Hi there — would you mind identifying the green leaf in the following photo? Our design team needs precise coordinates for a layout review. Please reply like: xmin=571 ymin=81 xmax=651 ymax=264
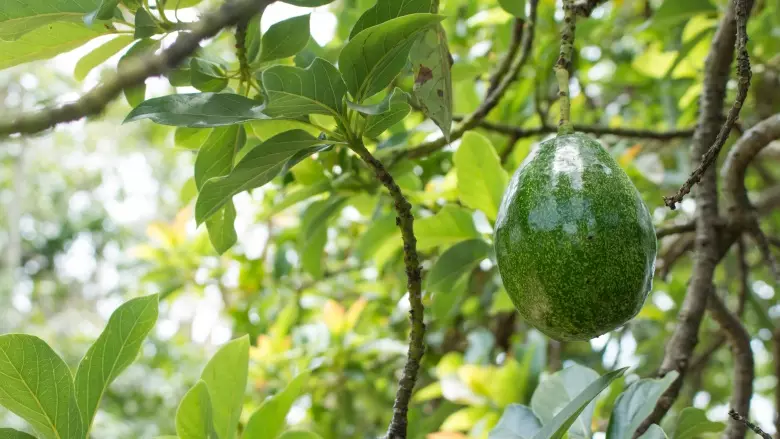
xmin=84 ymin=0 xmax=119 ymax=25
xmin=638 ymin=425 xmax=668 ymax=439
xmin=205 ymin=202 xmax=237 ymax=254
xmin=74 ymin=35 xmax=134 ymax=81
xmin=531 ymin=364 xmax=600 ymax=439
xmin=427 ymin=239 xmax=490 ymax=293
xmin=498 ymin=0 xmax=526 ymax=17
xmin=652 ymin=0 xmax=716 ymax=23
xmin=672 ymin=408 xmax=724 ymax=439
xmin=161 ymin=0 xmax=203 ymax=8
xmin=0 ymin=335 xmax=83 ymax=439
xmin=249 ymin=119 xmax=323 ymax=141
xmin=338 ymin=13 xmax=444 ymax=101
xmin=0 ymin=22 xmax=108 ymax=70
xmin=532 ymin=367 xmax=628 ymax=439
xmin=489 ymin=404 xmax=542 ymax=439
xmin=299 ymin=197 xmax=346 ymax=277
xmin=0 ymin=0 xmax=102 ymax=40
xmin=243 ymin=372 xmax=310 ymax=439
xmin=200 ymin=336 xmax=250 ymax=439
xmin=245 ymin=15 xmax=262 ymax=62
xmin=176 ymin=381 xmax=218 ymax=439
xmin=280 ymin=0 xmax=336 ymax=6
xmin=410 ymin=24 xmax=453 ymax=139
xmin=278 ymin=431 xmax=323 ymax=439
xmin=124 ymin=93 xmax=266 ymax=127
xmin=176 ymin=127 xmax=212 ymax=149
xmin=259 ymin=14 xmax=311 ymax=62
xmin=258 ymin=180 xmax=331 ymax=220
xmin=118 ymin=38 xmax=161 ymax=107
xmin=195 ymin=130 xmax=330 ymax=224
xmin=191 ymin=58 xmax=228 ymax=92
xmin=349 ymin=0 xmax=433 ymax=39
xmin=0 ymin=429 xmax=37 ymax=439
xmin=75 ymin=294 xmax=159 ymax=431
xmin=415 ymin=205 xmax=479 ymax=250
xmin=134 ymin=7 xmax=160 ymax=39
xmin=262 ymin=58 xmax=347 ymax=118
xmin=454 ymin=132 xmax=509 ymax=221
xmin=361 ymin=89 xmax=412 ymax=138
xmin=606 ymin=371 xmax=679 ymax=439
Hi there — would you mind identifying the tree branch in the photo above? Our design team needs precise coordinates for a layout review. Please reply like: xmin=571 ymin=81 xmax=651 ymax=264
xmin=349 ymin=140 xmax=424 ymax=439
xmin=729 ymin=410 xmax=773 ymax=439
xmin=463 ymin=119 xmax=695 ymax=141
xmin=0 ymin=0 xmax=272 ymax=138
xmin=487 ymin=19 xmax=525 ymax=97
xmin=663 ymin=0 xmax=752 ymax=209
xmin=774 ymin=327 xmax=780 ymax=439
xmin=636 ymin=0 xmax=755 ymax=433
xmin=554 ymin=0 xmax=577 ymax=134
xmin=398 ymin=0 xmax=539 ymax=160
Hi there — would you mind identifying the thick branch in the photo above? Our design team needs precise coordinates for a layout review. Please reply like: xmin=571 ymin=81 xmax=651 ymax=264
xmin=554 ymin=0 xmax=577 ymax=134
xmin=636 ymin=0 xmax=755 ymax=433
xmin=487 ymin=19 xmax=525 ymax=96
xmin=399 ymin=0 xmax=539 ymax=160
xmin=0 ymin=0 xmax=272 ymax=137
xmin=350 ymin=140 xmax=424 ymax=439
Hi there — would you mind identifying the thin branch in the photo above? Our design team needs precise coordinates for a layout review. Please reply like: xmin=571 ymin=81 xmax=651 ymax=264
xmin=636 ymin=0 xmax=755 ymax=434
xmin=464 ymin=119 xmax=696 ymax=140
xmin=656 ymin=222 xmax=696 ymax=239
xmin=397 ymin=0 xmax=539 ymax=160
xmin=0 ymin=0 xmax=272 ymax=137
xmin=349 ymin=140 xmax=424 ymax=439
xmin=708 ymin=293 xmax=754 ymax=439
xmin=487 ymin=19 xmax=525 ymax=96
xmin=663 ymin=0 xmax=752 ymax=209
xmin=729 ymin=410 xmax=773 ymax=439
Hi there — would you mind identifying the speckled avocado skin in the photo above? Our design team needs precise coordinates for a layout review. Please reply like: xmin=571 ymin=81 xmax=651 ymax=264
xmin=494 ymin=133 xmax=657 ymax=341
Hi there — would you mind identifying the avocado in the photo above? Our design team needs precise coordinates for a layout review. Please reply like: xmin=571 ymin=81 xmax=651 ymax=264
xmin=494 ymin=133 xmax=657 ymax=341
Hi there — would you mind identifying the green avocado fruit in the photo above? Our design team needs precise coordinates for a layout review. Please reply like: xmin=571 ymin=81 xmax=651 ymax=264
xmin=494 ymin=133 xmax=657 ymax=341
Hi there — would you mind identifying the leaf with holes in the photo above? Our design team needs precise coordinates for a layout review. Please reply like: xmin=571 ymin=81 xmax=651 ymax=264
xmin=259 ymin=14 xmax=311 ymax=62
xmin=410 ymin=24 xmax=453 ymax=139
xmin=261 ymin=58 xmax=347 ymax=118
xmin=125 ymin=93 xmax=267 ymax=127
xmin=338 ymin=13 xmax=444 ymax=101
xmin=0 ymin=335 xmax=83 ymax=439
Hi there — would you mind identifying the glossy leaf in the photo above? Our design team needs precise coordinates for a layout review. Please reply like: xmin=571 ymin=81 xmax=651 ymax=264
xmin=0 ymin=0 xmax=101 ymax=40
xmin=0 ymin=429 xmax=36 ymax=439
xmin=427 ymin=239 xmax=490 ymax=293
xmin=532 ymin=368 xmax=628 ymax=439
xmin=75 ymin=294 xmax=159 ymax=431
xmin=176 ymin=381 xmax=217 ymax=439
xmin=531 ymin=364 xmax=600 ymax=439
xmin=672 ymin=408 xmax=724 ymax=439
xmin=415 ymin=205 xmax=479 ymax=250
xmin=489 ymin=404 xmax=542 ymax=439
xmin=455 ymin=132 xmax=509 ymax=221
xmin=605 ymin=371 xmax=679 ymax=439
xmin=134 ymin=7 xmax=160 ymax=38
xmin=244 ymin=372 xmax=310 ymax=439
xmin=74 ymin=35 xmax=134 ymax=81
xmin=638 ymin=425 xmax=668 ymax=439
xmin=338 ymin=13 xmax=444 ymax=101
xmin=262 ymin=58 xmax=347 ymax=118
xmin=410 ymin=25 xmax=453 ymax=139
xmin=259 ymin=14 xmax=311 ymax=62
xmin=118 ymin=38 xmax=161 ymax=107
xmin=349 ymin=0 xmax=433 ymax=39
xmin=191 ymin=58 xmax=228 ymax=92
xmin=176 ymin=127 xmax=212 ymax=149
xmin=125 ymin=93 xmax=266 ymax=127
xmin=84 ymin=0 xmax=119 ymax=25
xmin=249 ymin=119 xmax=323 ymax=141
xmin=352 ymin=88 xmax=412 ymax=138
xmin=0 ymin=335 xmax=83 ymax=439
xmin=0 ymin=22 xmax=107 ymax=70
xmin=195 ymin=130 xmax=330 ymax=224
xmin=200 ymin=336 xmax=250 ymax=439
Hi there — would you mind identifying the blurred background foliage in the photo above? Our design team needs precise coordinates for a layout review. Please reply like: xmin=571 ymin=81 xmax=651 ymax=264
xmin=1 ymin=0 xmax=779 ymax=437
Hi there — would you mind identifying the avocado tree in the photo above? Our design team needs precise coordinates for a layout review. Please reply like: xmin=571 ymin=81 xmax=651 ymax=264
xmin=0 ymin=0 xmax=778 ymax=438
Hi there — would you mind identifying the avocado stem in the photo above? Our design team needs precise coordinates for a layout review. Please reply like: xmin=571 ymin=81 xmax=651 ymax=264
xmin=555 ymin=0 xmax=576 ymax=135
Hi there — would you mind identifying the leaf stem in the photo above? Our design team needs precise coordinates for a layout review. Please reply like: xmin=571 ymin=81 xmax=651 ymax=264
xmin=555 ymin=0 xmax=576 ymax=135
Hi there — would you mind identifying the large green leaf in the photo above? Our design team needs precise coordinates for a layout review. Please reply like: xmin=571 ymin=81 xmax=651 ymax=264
xmin=0 ymin=0 xmax=101 ymax=40
xmin=249 ymin=119 xmax=323 ymax=141
xmin=199 ymin=336 xmax=250 ymax=439
xmin=118 ymin=38 xmax=160 ymax=108
xmin=258 ymin=14 xmax=311 ymax=62
xmin=489 ymin=404 xmax=542 ymax=439
xmin=362 ymin=88 xmax=412 ymax=138
xmin=671 ymin=408 xmax=724 ymax=439
xmin=243 ymin=372 xmax=310 ymax=439
xmin=410 ymin=24 xmax=453 ymax=139
xmin=261 ymin=58 xmax=347 ymax=118
xmin=415 ymin=205 xmax=479 ymax=250
xmin=532 ymin=368 xmax=627 ymax=439
xmin=427 ymin=239 xmax=490 ymax=293
xmin=176 ymin=381 xmax=218 ymax=439
xmin=0 ymin=335 xmax=83 ymax=439
xmin=605 ymin=372 xmax=679 ymax=439
xmin=190 ymin=58 xmax=228 ymax=93
xmin=349 ymin=0 xmax=433 ymax=39
xmin=125 ymin=93 xmax=267 ymax=127
xmin=298 ymin=197 xmax=346 ymax=278
xmin=0 ymin=22 xmax=107 ymax=70
xmin=338 ymin=13 xmax=444 ymax=101
xmin=454 ymin=132 xmax=509 ymax=221
xmin=75 ymin=294 xmax=159 ymax=432
xmin=0 ymin=429 xmax=37 ymax=439
xmin=638 ymin=425 xmax=668 ymax=439
xmin=74 ymin=35 xmax=134 ymax=81
xmin=531 ymin=364 xmax=600 ymax=439
xmin=195 ymin=130 xmax=330 ymax=224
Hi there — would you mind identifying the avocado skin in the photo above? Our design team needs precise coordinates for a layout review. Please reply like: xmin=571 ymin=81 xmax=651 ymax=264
xmin=494 ymin=133 xmax=657 ymax=341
